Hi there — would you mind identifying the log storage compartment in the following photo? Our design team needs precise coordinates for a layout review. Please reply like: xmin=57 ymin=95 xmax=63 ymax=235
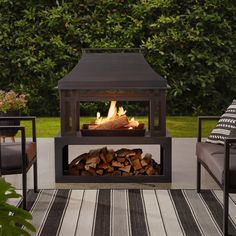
xmin=55 ymin=49 xmax=172 ymax=183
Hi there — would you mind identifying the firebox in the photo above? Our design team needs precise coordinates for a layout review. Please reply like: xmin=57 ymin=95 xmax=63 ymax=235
xmin=55 ymin=48 xmax=172 ymax=183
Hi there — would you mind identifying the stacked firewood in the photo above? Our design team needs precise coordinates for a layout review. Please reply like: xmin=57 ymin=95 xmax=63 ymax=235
xmin=68 ymin=147 xmax=161 ymax=176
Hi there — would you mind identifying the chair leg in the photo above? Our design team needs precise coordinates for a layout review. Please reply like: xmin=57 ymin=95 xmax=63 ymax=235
xmin=197 ymin=159 xmax=201 ymax=193
xmin=33 ymin=160 xmax=38 ymax=192
xmin=223 ymin=188 xmax=229 ymax=236
xmin=22 ymin=171 xmax=27 ymax=210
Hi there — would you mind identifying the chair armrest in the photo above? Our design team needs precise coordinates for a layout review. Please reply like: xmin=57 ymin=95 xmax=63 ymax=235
xmin=224 ymin=138 xmax=236 ymax=189
xmin=197 ymin=116 xmax=221 ymax=142
xmin=0 ymin=126 xmax=26 ymax=172
xmin=0 ymin=116 xmax=36 ymax=142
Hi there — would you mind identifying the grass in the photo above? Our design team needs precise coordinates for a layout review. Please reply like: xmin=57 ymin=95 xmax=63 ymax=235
xmin=18 ymin=116 xmax=218 ymax=138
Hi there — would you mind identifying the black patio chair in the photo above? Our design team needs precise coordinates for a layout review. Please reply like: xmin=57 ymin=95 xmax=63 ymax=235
xmin=0 ymin=116 xmax=38 ymax=209
xmin=196 ymin=116 xmax=236 ymax=236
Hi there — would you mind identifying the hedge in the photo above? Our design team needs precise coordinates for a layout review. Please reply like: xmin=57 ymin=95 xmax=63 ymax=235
xmin=0 ymin=0 xmax=235 ymax=116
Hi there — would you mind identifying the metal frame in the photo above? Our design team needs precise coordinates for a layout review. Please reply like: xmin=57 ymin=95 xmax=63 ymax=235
xmin=57 ymin=50 xmax=171 ymax=183
xmin=55 ymin=134 xmax=172 ymax=183
xmin=56 ymin=88 xmax=172 ymax=183
xmin=0 ymin=116 xmax=38 ymax=209
xmin=196 ymin=116 xmax=236 ymax=235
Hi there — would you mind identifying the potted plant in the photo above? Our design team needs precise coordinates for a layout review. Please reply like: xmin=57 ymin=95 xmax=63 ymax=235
xmin=0 ymin=177 xmax=36 ymax=236
xmin=0 ymin=90 xmax=28 ymax=137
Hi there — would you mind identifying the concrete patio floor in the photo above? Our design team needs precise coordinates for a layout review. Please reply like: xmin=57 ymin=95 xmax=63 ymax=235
xmin=5 ymin=138 xmax=219 ymax=190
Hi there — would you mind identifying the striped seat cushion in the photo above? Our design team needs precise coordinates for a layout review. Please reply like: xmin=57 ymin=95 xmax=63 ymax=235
xmin=206 ymin=100 xmax=236 ymax=145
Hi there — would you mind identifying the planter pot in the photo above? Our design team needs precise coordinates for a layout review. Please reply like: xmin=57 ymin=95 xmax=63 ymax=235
xmin=0 ymin=111 xmax=20 ymax=137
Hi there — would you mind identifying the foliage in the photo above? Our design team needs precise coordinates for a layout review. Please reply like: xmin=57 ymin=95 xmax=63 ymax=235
xmin=0 ymin=177 xmax=36 ymax=236
xmin=0 ymin=0 xmax=235 ymax=116
xmin=0 ymin=90 xmax=27 ymax=113
xmin=141 ymin=0 xmax=236 ymax=115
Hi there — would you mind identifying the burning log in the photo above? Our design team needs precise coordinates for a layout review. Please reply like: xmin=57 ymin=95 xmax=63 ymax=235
xmin=68 ymin=147 xmax=160 ymax=176
xmin=87 ymin=101 xmax=140 ymax=130
xmin=92 ymin=115 xmax=129 ymax=130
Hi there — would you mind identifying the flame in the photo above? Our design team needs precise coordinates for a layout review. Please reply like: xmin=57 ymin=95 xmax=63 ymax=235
xmin=118 ymin=106 xmax=127 ymax=116
xmin=94 ymin=101 xmax=139 ymax=128
xmin=96 ymin=112 xmax=103 ymax=125
xmin=107 ymin=101 xmax=117 ymax=119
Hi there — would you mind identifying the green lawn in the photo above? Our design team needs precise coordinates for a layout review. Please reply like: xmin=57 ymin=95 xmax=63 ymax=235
xmin=20 ymin=116 xmax=217 ymax=138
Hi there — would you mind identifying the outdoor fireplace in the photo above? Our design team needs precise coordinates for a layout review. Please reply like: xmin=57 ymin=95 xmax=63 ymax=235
xmin=55 ymin=49 xmax=172 ymax=183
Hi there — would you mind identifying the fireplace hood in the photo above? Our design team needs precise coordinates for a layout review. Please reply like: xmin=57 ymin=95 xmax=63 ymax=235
xmin=58 ymin=51 xmax=168 ymax=90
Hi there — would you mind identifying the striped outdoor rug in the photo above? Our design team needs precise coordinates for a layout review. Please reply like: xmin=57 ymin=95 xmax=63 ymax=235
xmin=11 ymin=189 xmax=236 ymax=236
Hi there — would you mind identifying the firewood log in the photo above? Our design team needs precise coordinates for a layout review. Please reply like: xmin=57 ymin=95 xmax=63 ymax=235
xmin=141 ymin=159 xmax=149 ymax=167
xmin=69 ymin=153 xmax=88 ymax=169
xmin=122 ymin=172 xmax=133 ymax=176
xmin=112 ymin=170 xmax=122 ymax=176
xmin=145 ymin=165 xmax=157 ymax=176
xmin=112 ymin=160 xmax=124 ymax=168
xmin=100 ymin=147 xmax=108 ymax=163
xmin=133 ymin=149 xmax=143 ymax=155
xmin=85 ymin=166 xmax=97 ymax=176
xmin=106 ymin=166 xmax=114 ymax=173
xmin=89 ymin=148 xmax=101 ymax=156
xmin=86 ymin=155 xmax=100 ymax=166
xmin=143 ymin=153 xmax=152 ymax=163
xmin=125 ymin=156 xmax=132 ymax=165
xmin=117 ymin=157 xmax=125 ymax=163
xmin=138 ymin=168 xmax=146 ymax=174
xmin=94 ymin=115 xmax=129 ymax=130
xmin=81 ymin=170 xmax=92 ymax=176
xmin=68 ymin=167 xmax=79 ymax=175
xmin=130 ymin=154 xmax=141 ymax=161
xmin=98 ymin=162 xmax=109 ymax=169
xmin=119 ymin=165 xmax=131 ymax=173
xmin=116 ymin=148 xmax=136 ymax=157
xmin=96 ymin=169 xmax=104 ymax=176
xmin=124 ymin=161 xmax=130 ymax=166
xmin=87 ymin=124 xmax=98 ymax=129
xmin=105 ymin=150 xmax=114 ymax=163
xmin=85 ymin=163 xmax=97 ymax=169
xmin=103 ymin=173 xmax=112 ymax=176
xmin=132 ymin=159 xmax=142 ymax=170
xmin=76 ymin=163 xmax=85 ymax=170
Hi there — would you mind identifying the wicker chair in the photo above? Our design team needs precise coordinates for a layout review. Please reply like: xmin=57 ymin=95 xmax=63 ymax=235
xmin=0 ymin=116 xmax=38 ymax=209
xmin=196 ymin=116 xmax=236 ymax=236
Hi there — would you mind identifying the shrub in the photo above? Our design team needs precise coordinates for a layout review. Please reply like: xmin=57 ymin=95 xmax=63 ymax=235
xmin=0 ymin=0 xmax=235 ymax=116
xmin=0 ymin=90 xmax=27 ymax=113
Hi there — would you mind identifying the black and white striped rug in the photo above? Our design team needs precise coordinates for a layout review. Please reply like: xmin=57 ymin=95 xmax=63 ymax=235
xmin=12 ymin=189 xmax=236 ymax=236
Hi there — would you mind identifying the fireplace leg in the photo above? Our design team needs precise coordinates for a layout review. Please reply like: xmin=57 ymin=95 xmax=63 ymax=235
xmin=55 ymin=140 xmax=69 ymax=182
xmin=63 ymin=145 xmax=69 ymax=173
xmin=160 ymin=145 xmax=164 ymax=175
xmin=161 ymin=138 xmax=172 ymax=182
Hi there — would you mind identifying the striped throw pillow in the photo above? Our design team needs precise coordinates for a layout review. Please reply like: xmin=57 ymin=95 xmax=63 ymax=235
xmin=206 ymin=100 xmax=236 ymax=145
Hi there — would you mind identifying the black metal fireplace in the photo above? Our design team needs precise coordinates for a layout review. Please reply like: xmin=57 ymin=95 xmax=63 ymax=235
xmin=55 ymin=48 xmax=172 ymax=183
